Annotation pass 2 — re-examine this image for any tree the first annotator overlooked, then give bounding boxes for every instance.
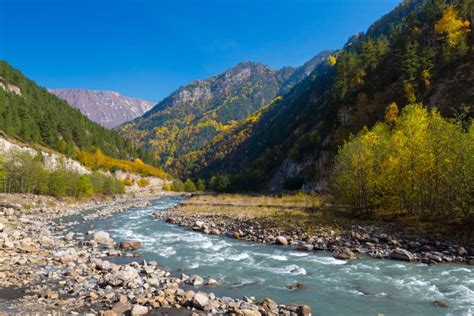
[209,174,230,192]
[74,175,94,198]
[183,179,197,192]
[196,178,206,191]
[385,102,399,125]
[435,6,470,48]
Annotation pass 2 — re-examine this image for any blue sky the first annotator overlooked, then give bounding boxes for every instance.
[0,0,400,102]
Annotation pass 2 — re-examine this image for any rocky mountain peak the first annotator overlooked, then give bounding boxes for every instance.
[49,88,153,128]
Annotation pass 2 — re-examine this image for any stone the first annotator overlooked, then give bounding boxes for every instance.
[333,247,355,260]
[131,304,148,315]
[261,298,279,314]
[457,247,468,256]
[297,243,314,251]
[298,305,312,316]
[210,228,220,235]
[206,278,219,286]
[276,236,288,245]
[233,231,241,239]
[120,240,142,251]
[190,275,204,286]
[192,292,209,309]
[390,248,415,262]
[93,231,113,245]
[0,223,4,232]
[112,301,132,314]
[434,300,449,308]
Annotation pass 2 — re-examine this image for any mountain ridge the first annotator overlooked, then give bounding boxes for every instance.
[49,88,154,128]
[121,51,332,165]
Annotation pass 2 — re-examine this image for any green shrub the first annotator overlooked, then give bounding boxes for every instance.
[183,179,197,192]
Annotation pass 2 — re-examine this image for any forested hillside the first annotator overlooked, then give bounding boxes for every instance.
[180,0,473,191]
[0,61,161,172]
[121,52,330,167]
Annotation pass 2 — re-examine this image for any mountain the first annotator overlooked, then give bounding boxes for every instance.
[0,61,154,163]
[49,88,153,128]
[179,0,473,191]
[121,51,331,165]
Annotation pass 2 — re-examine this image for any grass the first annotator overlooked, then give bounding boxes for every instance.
[177,193,343,234]
[176,193,474,243]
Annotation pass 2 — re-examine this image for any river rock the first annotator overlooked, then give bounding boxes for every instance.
[298,304,312,316]
[261,298,279,314]
[192,292,209,309]
[390,248,415,261]
[457,247,468,256]
[333,247,355,260]
[189,275,204,286]
[0,223,4,232]
[93,231,114,245]
[276,236,288,245]
[112,301,132,314]
[297,243,314,251]
[131,304,148,315]
[206,278,219,286]
[210,228,220,235]
[434,300,449,308]
[120,240,142,251]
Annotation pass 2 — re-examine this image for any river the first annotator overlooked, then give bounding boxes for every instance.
[68,196,474,316]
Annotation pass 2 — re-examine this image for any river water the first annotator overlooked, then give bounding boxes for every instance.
[69,196,474,316]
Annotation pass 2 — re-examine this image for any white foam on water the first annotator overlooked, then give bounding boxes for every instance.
[227,252,251,261]
[270,254,288,261]
[288,252,310,257]
[154,246,176,257]
[265,264,307,275]
[307,256,347,265]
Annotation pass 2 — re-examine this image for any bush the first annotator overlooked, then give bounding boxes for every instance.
[183,179,197,192]
[121,177,134,186]
[209,174,230,192]
[171,179,185,191]
[74,175,94,198]
[196,178,206,191]
[137,177,150,187]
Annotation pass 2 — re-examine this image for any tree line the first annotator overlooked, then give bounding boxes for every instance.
[332,104,473,223]
[0,150,124,198]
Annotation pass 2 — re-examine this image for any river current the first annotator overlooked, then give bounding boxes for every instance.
[70,196,474,316]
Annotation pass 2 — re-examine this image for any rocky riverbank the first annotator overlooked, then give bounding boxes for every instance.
[153,206,474,266]
[0,193,311,315]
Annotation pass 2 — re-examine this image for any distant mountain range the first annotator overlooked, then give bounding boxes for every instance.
[49,88,153,128]
[120,51,332,165]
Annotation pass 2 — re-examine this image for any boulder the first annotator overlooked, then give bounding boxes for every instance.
[457,247,468,256]
[112,301,132,314]
[297,243,314,251]
[276,236,288,246]
[192,292,209,309]
[333,247,355,260]
[298,305,312,316]
[390,248,415,261]
[131,305,148,315]
[434,300,449,308]
[120,241,142,251]
[206,278,219,286]
[189,275,204,286]
[93,231,114,245]
[210,228,220,235]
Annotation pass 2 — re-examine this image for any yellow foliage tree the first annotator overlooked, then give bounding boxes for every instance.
[435,6,470,48]
[328,55,337,65]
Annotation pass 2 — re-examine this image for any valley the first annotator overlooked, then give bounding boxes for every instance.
[0,0,473,315]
